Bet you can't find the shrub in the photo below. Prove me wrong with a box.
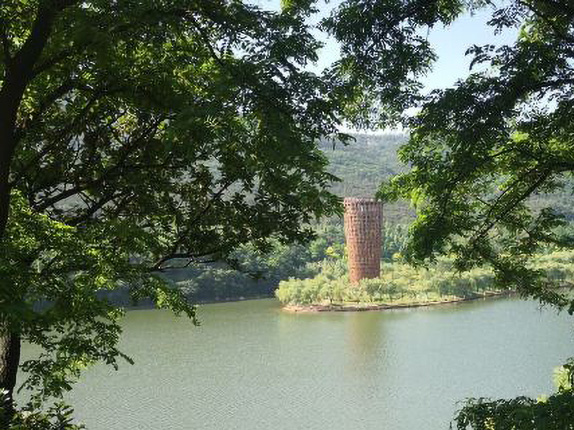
[275,250,574,306]
[0,393,84,430]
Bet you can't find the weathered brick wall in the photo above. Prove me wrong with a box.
[343,198,382,284]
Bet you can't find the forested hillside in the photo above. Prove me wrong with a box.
[321,133,413,225]
[324,133,574,222]
[322,133,406,197]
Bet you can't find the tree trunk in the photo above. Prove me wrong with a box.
[0,328,20,424]
[0,330,20,395]
[0,140,15,239]
[0,6,77,420]
[0,64,24,421]
[0,94,20,425]
[0,7,60,416]
[0,3,61,237]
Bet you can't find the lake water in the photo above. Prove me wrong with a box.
[23,297,574,429]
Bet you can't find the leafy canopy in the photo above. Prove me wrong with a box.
[5,0,574,426]
[0,0,355,404]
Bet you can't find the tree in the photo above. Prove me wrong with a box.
[0,0,358,414]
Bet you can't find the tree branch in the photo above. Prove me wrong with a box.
[67,190,133,226]
[469,168,554,246]
[519,0,574,44]
[149,178,238,271]
[33,117,163,211]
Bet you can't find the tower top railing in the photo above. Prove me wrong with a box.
[343,197,379,204]
[343,197,382,212]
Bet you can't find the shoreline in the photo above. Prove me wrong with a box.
[122,293,275,310]
[282,290,513,313]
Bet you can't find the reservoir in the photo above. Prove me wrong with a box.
[24,297,574,429]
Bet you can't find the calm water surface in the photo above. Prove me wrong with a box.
[25,297,574,429]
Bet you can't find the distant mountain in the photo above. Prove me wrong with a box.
[321,133,407,198]
[321,133,574,225]
[320,133,413,225]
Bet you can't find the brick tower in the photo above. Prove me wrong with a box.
[343,198,382,284]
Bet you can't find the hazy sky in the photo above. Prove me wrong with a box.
[423,6,517,91]
[255,1,518,92]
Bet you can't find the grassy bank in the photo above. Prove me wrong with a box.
[275,250,574,309]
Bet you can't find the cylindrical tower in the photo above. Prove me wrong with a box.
[343,198,382,284]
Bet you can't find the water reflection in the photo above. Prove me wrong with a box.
[346,312,383,372]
